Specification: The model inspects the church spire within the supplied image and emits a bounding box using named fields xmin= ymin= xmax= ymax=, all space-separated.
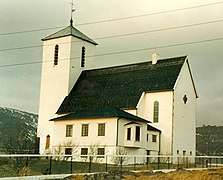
xmin=70 ymin=0 xmax=76 ymax=26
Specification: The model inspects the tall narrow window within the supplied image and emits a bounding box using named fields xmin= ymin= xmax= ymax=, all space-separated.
xmin=66 ymin=125 xmax=73 ymax=137
xmin=81 ymin=124 xmax=89 ymax=136
xmin=98 ymin=123 xmax=105 ymax=136
xmin=135 ymin=126 xmax=140 ymax=141
xmin=153 ymin=101 xmax=159 ymax=123
xmin=81 ymin=46 xmax=86 ymax=67
xmin=45 ymin=135 xmax=50 ymax=149
xmin=54 ymin=44 xmax=59 ymax=65
xmin=127 ymin=128 xmax=131 ymax=140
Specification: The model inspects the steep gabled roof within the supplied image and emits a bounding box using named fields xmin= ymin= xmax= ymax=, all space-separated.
xmin=57 ymin=56 xmax=187 ymax=114
xmin=42 ymin=25 xmax=98 ymax=45
xmin=51 ymin=106 xmax=150 ymax=123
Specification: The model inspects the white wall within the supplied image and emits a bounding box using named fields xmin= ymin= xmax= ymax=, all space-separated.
xmin=38 ymin=36 xmax=72 ymax=154
xmin=69 ymin=36 xmax=97 ymax=90
xmin=173 ymin=60 xmax=196 ymax=157
xmin=52 ymin=117 xmax=117 ymax=148
xmin=137 ymin=91 xmax=174 ymax=155
xmin=37 ymin=35 xmax=96 ymax=154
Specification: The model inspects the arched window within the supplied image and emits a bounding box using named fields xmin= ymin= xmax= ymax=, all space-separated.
xmin=54 ymin=44 xmax=59 ymax=65
xmin=153 ymin=101 xmax=159 ymax=123
xmin=45 ymin=135 xmax=50 ymax=149
xmin=81 ymin=46 xmax=86 ymax=67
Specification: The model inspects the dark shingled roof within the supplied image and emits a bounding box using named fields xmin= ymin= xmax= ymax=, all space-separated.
xmin=42 ymin=25 xmax=98 ymax=45
xmin=51 ymin=106 xmax=150 ymax=123
xmin=57 ymin=56 xmax=187 ymax=114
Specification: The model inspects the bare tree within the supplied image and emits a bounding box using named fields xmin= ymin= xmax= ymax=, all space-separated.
xmin=53 ymin=140 xmax=78 ymax=161
xmin=111 ymin=147 xmax=129 ymax=165
xmin=87 ymin=144 xmax=106 ymax=163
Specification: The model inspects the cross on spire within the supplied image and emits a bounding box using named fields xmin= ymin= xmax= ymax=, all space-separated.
xmin=70 ymin=0 xmax=76 ymax=26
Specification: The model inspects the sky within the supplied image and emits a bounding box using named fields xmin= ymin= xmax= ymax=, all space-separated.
xmin=0 ymin=0 xmax=223 ymax=127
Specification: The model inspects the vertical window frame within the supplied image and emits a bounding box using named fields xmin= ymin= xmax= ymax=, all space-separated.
xmin=81 ymin=46 xmax=86 ymax=67
xmin=97 ymin=148 xmax=105 ymax=158
xmin=127 ymin=127 xmax=131 ymax=140
xmin=153 ymin=101 xmax=159 ymax=123
xmin=54 ymin=44 xmax=59 ymax=65
xmin=65 ymin=148 xmax=72 ymax=155
xmin=98 ymin=123 xmax=105 ymax=136
xmin=152 ymin=134 xmax=157 ymax=142
xmin=135 ymin=126 xmax=140 ymax=141
xmin=81 ymin=124 xmax=89 ymax=136
xmin=81 ymin=148 xmax=88 ymax=158
xmin=66 ymin=125 xmax=73 ymax=137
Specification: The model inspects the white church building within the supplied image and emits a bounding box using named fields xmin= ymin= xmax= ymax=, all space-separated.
xmin=37 ymin=19 xmax=198 ymax=164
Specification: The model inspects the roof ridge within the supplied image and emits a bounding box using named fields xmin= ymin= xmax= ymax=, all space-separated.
xmin=42 ymin=25 xmax=98 ymax=45
xmin=82 ymin=55 xmax=187 ymax=73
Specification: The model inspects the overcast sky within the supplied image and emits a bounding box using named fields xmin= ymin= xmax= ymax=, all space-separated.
xmin=0 ymin=0 xmax=223 ymax=127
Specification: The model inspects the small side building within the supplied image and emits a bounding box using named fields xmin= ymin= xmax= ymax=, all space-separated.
xmin=50 ymin=106 xmax=160 ymax=164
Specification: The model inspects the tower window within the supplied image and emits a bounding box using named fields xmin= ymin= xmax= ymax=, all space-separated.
xmin=153 ymin=101 xmax=159 ymax=123
xmin=81 ymin=46 xmax=86 ymax=67
xmin=54 ymin=44 xmax=59 ymax=65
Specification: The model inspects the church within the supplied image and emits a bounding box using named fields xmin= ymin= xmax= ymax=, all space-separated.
xmin=37 ymin=18 xmax=198 ymax=164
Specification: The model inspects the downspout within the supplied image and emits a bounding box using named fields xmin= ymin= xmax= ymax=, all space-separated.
xmin=171 ymin=91 xmax=174 ymax=156
xmin=158 ymin=131 xmax=161 ymax=155
xmin=116 ymin=118 xmax=120 ymax=146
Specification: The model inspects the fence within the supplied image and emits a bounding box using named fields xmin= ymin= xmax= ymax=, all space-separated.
xmin=0 ymin=154 xmax=222 ymax=178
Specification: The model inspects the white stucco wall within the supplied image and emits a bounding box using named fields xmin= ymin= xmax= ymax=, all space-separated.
xmin=172 ymin=60 xmax=196 ymax=157
xmin=137 ymin=91 xmax=173 ymax=155
xmin=37 ymin=35 xmax=96 ymax=154
xmin=52 ymin=117 xmax=117 ymax=148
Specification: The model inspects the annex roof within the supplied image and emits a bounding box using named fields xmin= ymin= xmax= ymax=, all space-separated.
xmin=42 ymin=25 xmax=98 ymax=45
xmin=51 ymin=106 xmax=150 ymax=123
xmin=57 ymin=56 xmax=187 ymax=114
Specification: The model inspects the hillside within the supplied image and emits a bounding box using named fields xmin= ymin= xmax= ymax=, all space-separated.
xmin=196 ymin=125 xmax=223 ymax=156
xmin=0 ymin=107 xmax=38 ymax=153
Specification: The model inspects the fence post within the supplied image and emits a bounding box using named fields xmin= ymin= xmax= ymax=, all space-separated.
xmin=120 ymin=156 xmax=123 ymax=171
xmin=134 ymin=156 xmax=136 ymax=171
xmin=70 ymin=156 xmax=73 ymax=174
xmin=157 ymin=156 xmax=160 ymax=170
xmin=147 ymin=156 xmax=149 ymax=170
xmin=49 ymin=156 xmax=52 ymax=175
xmin=89 ymin=156 xmax=92 ymax=173
xmin=25 ymin=157 xmax=29 ymax=167
xmin=105 ymin=156 xmax=108 ymax=172
xmin=167 ymin=157 xmax=170 ymax=169
xmin=205 ymin=159 xmax=208 ymax=168
xmin=194 ymin=157 xmax=196 ymax=168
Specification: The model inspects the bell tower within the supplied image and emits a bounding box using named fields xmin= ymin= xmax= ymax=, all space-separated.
xmin=37 ymin=12 xmax=98 ymax=153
